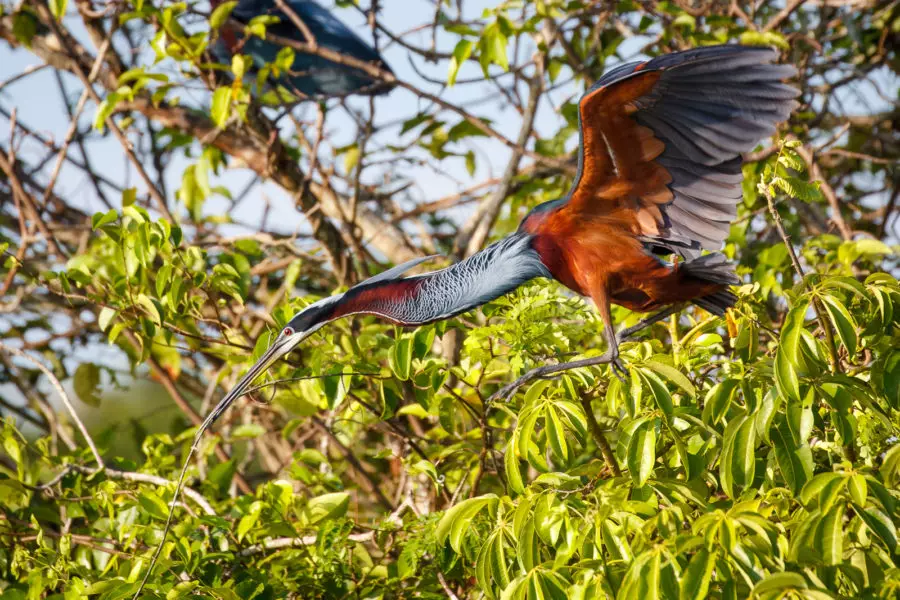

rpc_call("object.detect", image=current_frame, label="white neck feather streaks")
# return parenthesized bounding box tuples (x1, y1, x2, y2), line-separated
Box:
(345, 233, 550, 325)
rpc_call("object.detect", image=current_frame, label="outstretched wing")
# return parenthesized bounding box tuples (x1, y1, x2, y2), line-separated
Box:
(553, 45, 798, 254)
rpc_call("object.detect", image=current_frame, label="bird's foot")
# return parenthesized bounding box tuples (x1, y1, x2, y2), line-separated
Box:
(610, 354, 628, 383)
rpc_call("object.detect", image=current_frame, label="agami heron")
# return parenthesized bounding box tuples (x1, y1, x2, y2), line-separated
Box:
(210, 0, 393, 98)
(212, 44, 797, 424)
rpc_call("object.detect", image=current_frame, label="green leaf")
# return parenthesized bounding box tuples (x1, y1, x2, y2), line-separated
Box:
(773, 420, 813, 494)
(436, 495, 498, 553)
(12, 11, 37, 47)
(848, 474, 867, 506)
(210, 87, 232, 128)
(855, 506, 897, 552)
(138, 491, 170, 521)
(342, 144, 360, 173)
(775, 300, 807, 403)
(210, 1, 237, 29)
(121, 187, 137, 207)
(97, 307, 117, 332)
(815, 502, 844, 565)
(477, 21, 508, 76)
(93, 92, 121, 131)
(751, 572, 807, 596)
(136, 294, 162, 326)
(230, 423, 265, 439)
(448, 39, 473, 86)
(732, 416, 757, 491)
(237, 501, 264, 541)
(853, 238, 892, 256)
(73, 363, 101, 407)
(774, 340, 801, 405)
(390, 335, 413, 381)
(820, 294, 857, 359)
(465, 150, 476, 176)
(881, 444, 900, 488)
(49, 0, 68, 21)
(643, 360, 695, 397)
(303, 492, 349, 525)
(545, 407, 570, 464)
(679, 548, 715, 600)
(626, 420, 656, 486)
(207, 459, 237, 496)
(703, 379, 738, 426)
(505, 439, 525, 495)
(638, 368, 674, 416)
(91, 209, 118, 230)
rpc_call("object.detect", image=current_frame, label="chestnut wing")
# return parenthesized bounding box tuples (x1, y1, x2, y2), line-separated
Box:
(554, 45, 798, 255)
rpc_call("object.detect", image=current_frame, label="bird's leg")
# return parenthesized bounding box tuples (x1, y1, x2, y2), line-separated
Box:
(594, 290, 628, 382)
(487, 304, 683, 405)
(615, 304, 684, 344)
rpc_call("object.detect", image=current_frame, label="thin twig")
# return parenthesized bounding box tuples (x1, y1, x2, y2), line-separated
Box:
(0, 341, 105, 469)
(579, 392, 622, 477)
(39, 8, 175, 222)
(761, 177, 841, 372)
(237, 532, 374, 557)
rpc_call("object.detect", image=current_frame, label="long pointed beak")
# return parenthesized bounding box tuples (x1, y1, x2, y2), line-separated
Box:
(199, 331, 307, 432)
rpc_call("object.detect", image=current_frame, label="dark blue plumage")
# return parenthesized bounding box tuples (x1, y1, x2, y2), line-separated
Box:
(210, 0, 392, 99)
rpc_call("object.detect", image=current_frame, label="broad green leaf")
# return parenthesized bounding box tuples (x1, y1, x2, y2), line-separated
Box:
(448, 39, 473, 86)
(546, 407, 569, 464)
(92, 210, 118, 230)
(237, 501, 264, 541)
(855, 506, 898, 552)
(751, 572, 807, 595)
(436, 495, 498, 553)
(210, 1, 237, 28)
(820, 294, 857, 359)
(703, 378, 738, 426)
(679, 548, 715, 600)
(73, 363, 101, 407)
(881, 444, 900, 488)
(627, 420, 656, 486)
(638, 369, 673, 416)
(97, 307, 117, 332)
(390, 335, 414, 381)
(477, 21, 509, 76)
(303, 492, 349, 525)
(210, 87, 231, 127)
(774, 346, 800, 404)
(815, 502, 844, 565)
(773, 420, 813, 494)
(137, 491, 169, 521)
(719, 414, 758, 498)
(848, 474, 867, 506)
(505, 438, 525, 495)
(644, 360, 695, 397)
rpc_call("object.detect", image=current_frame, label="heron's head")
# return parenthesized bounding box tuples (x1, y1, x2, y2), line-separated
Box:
(204, 295, 343, 426)
(205, 254, 437, 429)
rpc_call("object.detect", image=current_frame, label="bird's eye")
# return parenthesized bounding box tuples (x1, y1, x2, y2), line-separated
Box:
(282, 327, 294, 336)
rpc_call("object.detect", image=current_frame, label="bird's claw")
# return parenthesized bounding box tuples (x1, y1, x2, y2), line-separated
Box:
(610, 356, 628, 383)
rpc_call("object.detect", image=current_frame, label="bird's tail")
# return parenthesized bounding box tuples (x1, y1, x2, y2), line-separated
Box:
(680, 253, 739, 316)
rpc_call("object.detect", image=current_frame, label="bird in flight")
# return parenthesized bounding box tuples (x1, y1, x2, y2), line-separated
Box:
(209, 44, 798, 426)
(209, 0, 393, 99)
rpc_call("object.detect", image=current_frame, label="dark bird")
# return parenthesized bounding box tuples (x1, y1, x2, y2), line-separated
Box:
(208, 44, 798, 426)
(209, 0, 393, 99)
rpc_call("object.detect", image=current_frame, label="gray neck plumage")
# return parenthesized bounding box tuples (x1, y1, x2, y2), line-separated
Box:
(333, 233, 551, 326)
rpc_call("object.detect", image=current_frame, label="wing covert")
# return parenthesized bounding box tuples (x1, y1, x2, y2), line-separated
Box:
(555, 45, 799, 255)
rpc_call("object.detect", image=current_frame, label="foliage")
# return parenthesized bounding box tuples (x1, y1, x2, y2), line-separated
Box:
(0, 0, 898, 599)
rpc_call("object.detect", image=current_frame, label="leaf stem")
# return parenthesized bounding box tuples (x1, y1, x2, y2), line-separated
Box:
(762, 147, 841, 374)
